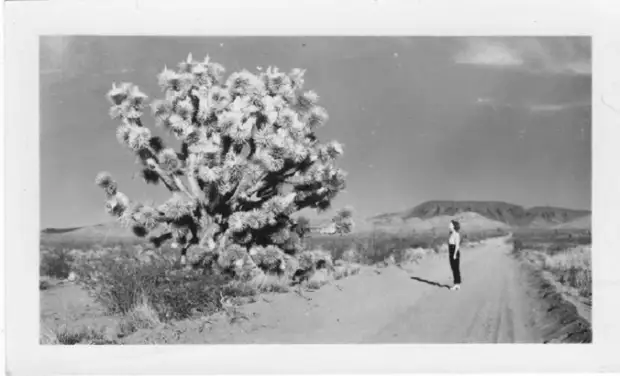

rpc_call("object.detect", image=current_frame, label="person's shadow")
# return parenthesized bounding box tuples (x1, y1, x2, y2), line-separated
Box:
(410, 276, 450, 289)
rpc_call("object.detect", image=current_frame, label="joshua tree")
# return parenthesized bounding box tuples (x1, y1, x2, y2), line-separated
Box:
(95, 53, 353, 271)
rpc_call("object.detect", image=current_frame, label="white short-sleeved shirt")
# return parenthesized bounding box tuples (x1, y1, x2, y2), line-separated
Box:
(449, 232, 460, 246)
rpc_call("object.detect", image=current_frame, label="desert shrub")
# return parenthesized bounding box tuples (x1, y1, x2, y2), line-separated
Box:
(541, 246, 592, 298)
(306, 269, 331, 290)
(154, 272, 233, 321)
(222, 279, 261, 297)
(298, 249, 334, 270)
(333, 263, 361, 280)
(511, 228, 592, 299)
(397, 247, 430, 264)
(249, 245, 287, 274)
(282, 253, 300, 277)
(41, 325, 117, 345)
(118, 295, 162, 337)
(340, 247, 363, 263)
(513, 239, 524, 254)
(247, 273, 291, 293)
(40, 248, 75, 279)
(39, 276, 56, 290)
(306, 279, 326, 290)
(75, 251, 234, 322)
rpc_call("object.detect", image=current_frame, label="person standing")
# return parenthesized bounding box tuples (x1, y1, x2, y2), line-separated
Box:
(448, 220, 462, 290)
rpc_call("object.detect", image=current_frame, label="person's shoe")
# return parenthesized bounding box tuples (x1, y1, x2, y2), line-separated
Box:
(450, 284, 461, 291)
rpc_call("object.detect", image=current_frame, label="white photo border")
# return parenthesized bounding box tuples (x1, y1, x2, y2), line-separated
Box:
(4, 0, 619, 374)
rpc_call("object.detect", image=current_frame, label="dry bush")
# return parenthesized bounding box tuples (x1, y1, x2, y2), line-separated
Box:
(341, 247, 363, 263)
(333, 263, 361, 280)
(39, 275, 55, 290)
(511, 230, 591, 299)
(398, 247, 430, 264)
(249, 272, 291, 293)
(74, 250, 238, 322)
(540, 246, 591, 298)
(118, 295, 162, 337)
(306, 269, 331, 290)
(512, 239, 524, 254)
(40, 248, 75, 279)
(433, 243, 449, 254)
(223, 270, 291, 296)
(298, 249, 334, 269)
(283, 254, 300, 277)
(249, 245, 288, 275)
(40, 324, 117, 345)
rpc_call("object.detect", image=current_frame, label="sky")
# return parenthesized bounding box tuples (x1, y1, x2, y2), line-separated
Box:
(40, 36, 591, 228)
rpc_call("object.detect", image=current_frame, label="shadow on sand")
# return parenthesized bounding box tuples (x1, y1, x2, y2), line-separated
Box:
(410, 276, 450, 289)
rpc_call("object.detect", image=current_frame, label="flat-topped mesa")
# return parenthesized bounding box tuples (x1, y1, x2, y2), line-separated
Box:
(368, 200, 590, 228)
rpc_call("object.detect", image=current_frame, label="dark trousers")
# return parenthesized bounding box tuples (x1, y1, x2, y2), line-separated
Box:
(448, 245, 461, 284)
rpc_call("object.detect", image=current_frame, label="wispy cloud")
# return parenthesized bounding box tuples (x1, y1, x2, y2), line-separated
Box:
(474, 97, 513, 110)
(455, 39, 524, 67)
(475, 97, 590, 113)
(557, 60, 591, 76)
(455, 37, 591, 76)
(475, 97, 497, 105)
(527, 101, 590, 113)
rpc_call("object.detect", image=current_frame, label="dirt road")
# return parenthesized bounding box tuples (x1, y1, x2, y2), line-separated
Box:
(155, 237, 561, 344)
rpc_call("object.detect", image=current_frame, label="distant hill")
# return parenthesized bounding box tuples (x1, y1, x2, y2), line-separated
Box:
(41, 200, 590, 245)
(553, 214, 591, 230)
(368, 200, 590, 229)
(41, 226, 83, 234)
(40, 222, 135, 245)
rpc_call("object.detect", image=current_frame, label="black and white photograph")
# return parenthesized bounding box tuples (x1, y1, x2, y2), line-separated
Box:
(38, 35, 593, 345)
(3, 0, 620, 374)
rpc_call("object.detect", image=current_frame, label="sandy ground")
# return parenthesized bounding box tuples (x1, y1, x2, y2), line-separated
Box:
(137, 237, 548, 344)
(42, 237, 590, 344)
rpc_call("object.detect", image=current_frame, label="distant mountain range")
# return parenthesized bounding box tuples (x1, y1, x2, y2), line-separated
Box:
(368, 200, 590, 229)
(41, 200, 591, 243)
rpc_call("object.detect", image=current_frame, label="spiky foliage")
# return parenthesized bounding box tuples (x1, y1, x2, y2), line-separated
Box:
(96, 54, 353, 271)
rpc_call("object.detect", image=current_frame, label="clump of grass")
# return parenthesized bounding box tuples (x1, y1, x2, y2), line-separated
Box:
(223, 272, 291, 296)
(40, 325, 117, 345)
(118, 295, 162, 337)
(333, 263, 361, 280)
(251, 273, 291, 293)
(540, 246, 591, 298)
(306, 279, 327, 290)
(512, 239, 524, 254)
(130, 296, 161, 326)
(340, 247, 363, 263)
(39, 276, 55, 290)
(397, 247, 431, 264)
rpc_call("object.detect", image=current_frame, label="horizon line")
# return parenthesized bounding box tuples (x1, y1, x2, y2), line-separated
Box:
(41, 198, 592, 230)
